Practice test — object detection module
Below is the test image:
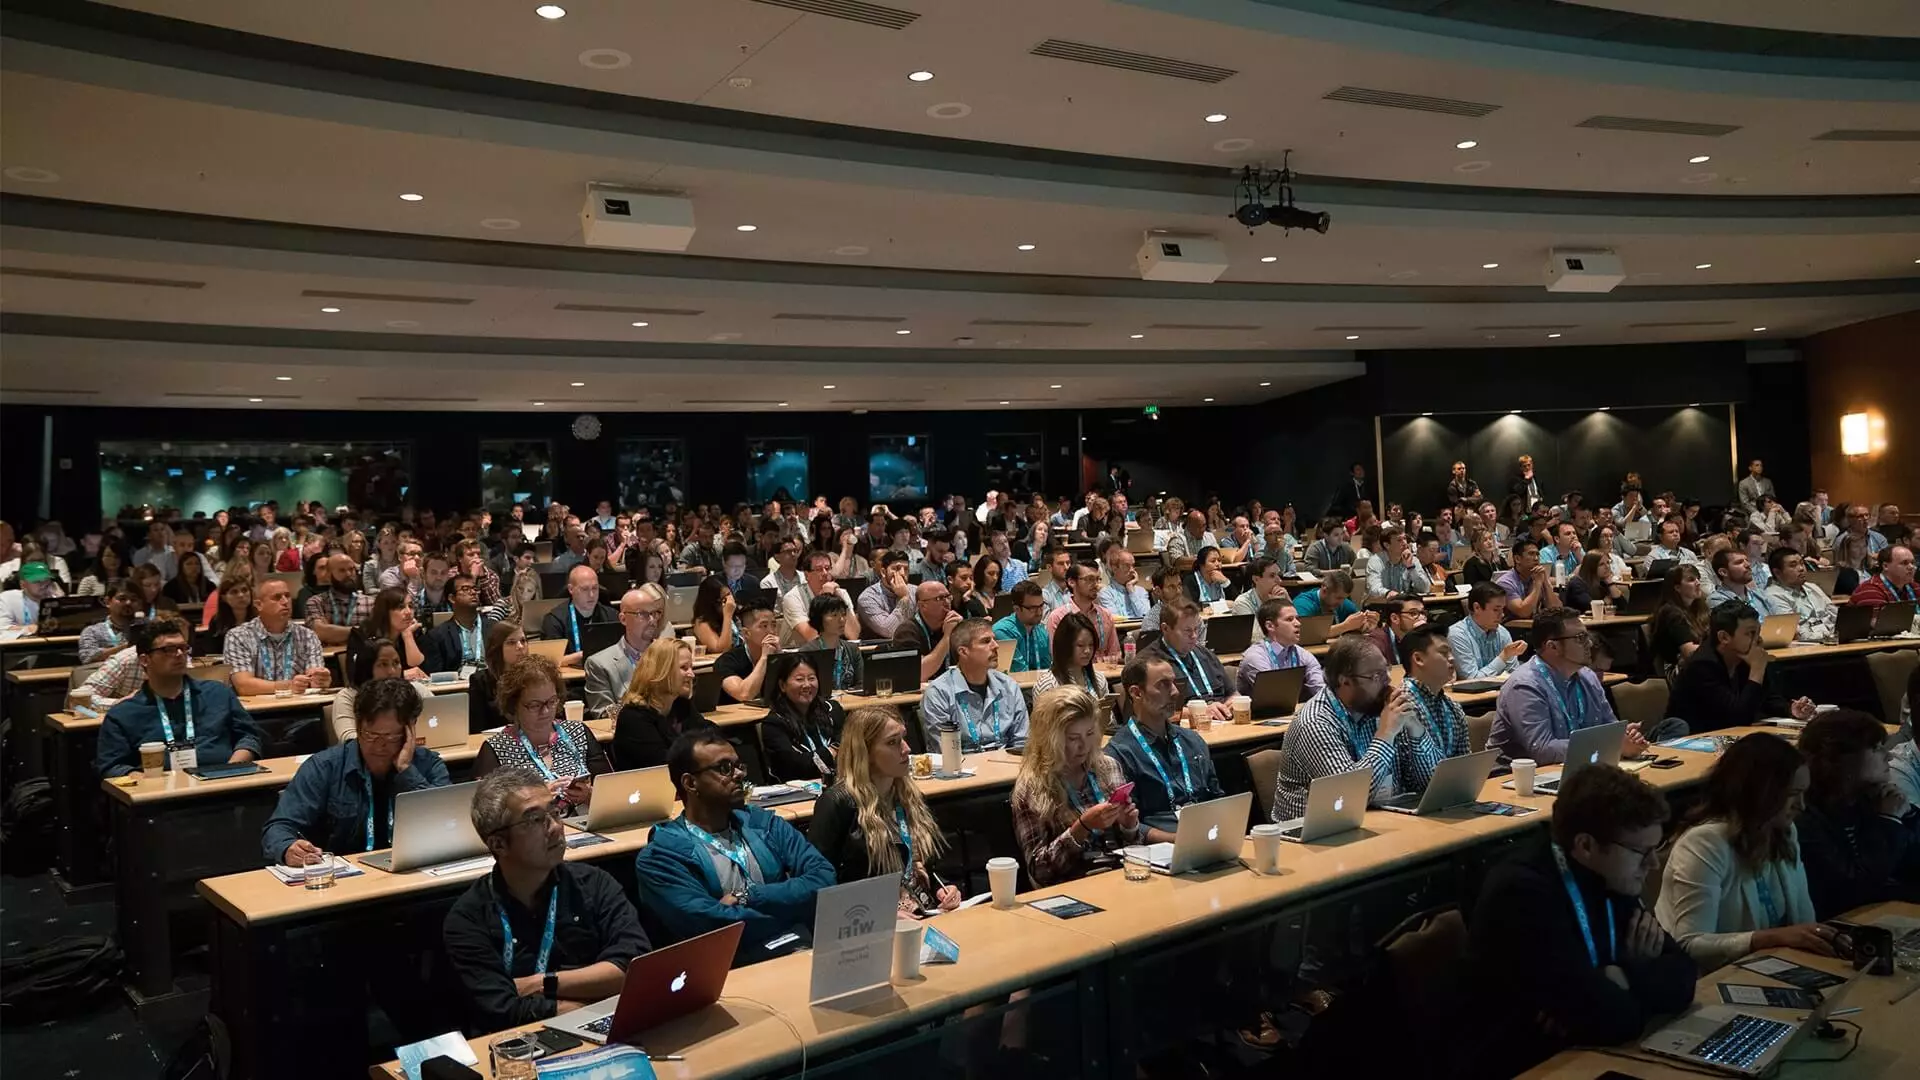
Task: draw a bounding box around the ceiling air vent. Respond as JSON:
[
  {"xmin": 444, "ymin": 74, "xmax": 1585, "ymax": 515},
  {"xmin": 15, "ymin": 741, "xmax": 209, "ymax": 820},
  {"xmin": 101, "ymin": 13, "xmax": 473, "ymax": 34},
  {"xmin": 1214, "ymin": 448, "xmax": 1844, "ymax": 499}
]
[
  {"xmin": 684, "ymin": 399, "xmax": 794, "ymax": 406},
  {"xmin": 1627, "ymin": 320, "xmax": 1737, "ymax": 329},
  {"xmin": 301, "ymin": 289, "xmax": 473, "ymax": 305},
  {"xmin": 1575, "ymin": 116, "xmax": 1739, "ymax": 137},
  {"xmin": 0, "ymin": 267, "xmax": 206, "ymax": 289},
  {"xmin": 554, "ymin": 303, "xmax": 704, "ymax": 315},
  {"xmin": 1322, "ymin": 86, "xmax": 1498, "ymax": 117},
  {"xmin": 749, "ymin": 0, "xmax": 918, "ymax": 29},
  {"xmin": 164, "ymin": 392, "xmax": 300, "ymax": 401},
  {"xmin": 1312, "ymin": 325, "xmax": 1423, "ymax": 332},
  {"xmin": 361, "ymin": 396, "xmax": 481, "ymax": 403},
  {"xmin": 1812, "ymin": 129, "xmax": 1920, "ymax": 141},
  {"xmin": 1030, "ymin": 39, "xmax": 1236, "ymax": 83},
  {"xmin": 1146, "ymin": 323, "xmax": 1261, "ymax": 331},
  {"xmin": 1473, "ymin": 324, "xmax": 1577, "ymax": 331},
  {"xmin": 3, "ymin": 387, "xmax": 100, "ymax": 396},
  {"xmin": 772, "ymin": 313, "xmax": 907, "ymax": 323},
  {"xmin": 970, "ymin": 318, "xmax": 1094, "ymax": 328}
]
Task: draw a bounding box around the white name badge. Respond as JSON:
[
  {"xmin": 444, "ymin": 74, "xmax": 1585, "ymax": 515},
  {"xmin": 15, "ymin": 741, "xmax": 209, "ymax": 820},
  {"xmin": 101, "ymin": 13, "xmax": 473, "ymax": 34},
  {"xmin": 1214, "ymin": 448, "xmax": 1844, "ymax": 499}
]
[
  {"xmin": 458, "ymin": 664, "xmax": 480, "ymax": 680},
  {"xmin": 167, "ymin": 745, "xmax": 200, "ymax": 772}
]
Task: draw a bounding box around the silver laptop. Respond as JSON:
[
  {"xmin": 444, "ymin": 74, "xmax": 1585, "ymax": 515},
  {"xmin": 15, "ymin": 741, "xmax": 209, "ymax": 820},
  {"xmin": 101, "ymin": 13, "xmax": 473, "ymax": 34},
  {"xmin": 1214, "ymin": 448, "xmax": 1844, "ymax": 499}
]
[
  {"xmin": 416, "ymin": 692, "xmax": 471, "ymax": 749},
  {"xmin": 1276, "ymin": 767, "xmax": 1370, "ymax": 843},
  {"xmin": 565, "ymin": 767, "xmax": 676, "ymax": 833},
  {"xmin": 1518, "ymin": 721, "xmax": 1628, "ymax": 795},
  {"xmin": 665, "ymin": 585, "xmax": 699, "ymax": 626},
  {"xmin": 360, "ymin": 781, "xmax": 487, "ymax": 872},
  {"xmin": 1123, "ymin": 792, "xmax": 1253, "ymax": 874},
  {"xmin": 1642, "ymin": 970, "xmax": 1858, "ymax": 1076},
  {"xmin": 1378, "ymin": 750, "xmax": 1498, "ymax": 815}
]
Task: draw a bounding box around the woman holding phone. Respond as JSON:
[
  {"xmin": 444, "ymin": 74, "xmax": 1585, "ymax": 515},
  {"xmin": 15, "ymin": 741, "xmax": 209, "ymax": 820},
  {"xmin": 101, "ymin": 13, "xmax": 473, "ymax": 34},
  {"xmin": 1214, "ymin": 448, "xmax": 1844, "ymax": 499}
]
[{"xmin": 1011, "ymin": 686, "xmax": 1144, "ymax": 886}]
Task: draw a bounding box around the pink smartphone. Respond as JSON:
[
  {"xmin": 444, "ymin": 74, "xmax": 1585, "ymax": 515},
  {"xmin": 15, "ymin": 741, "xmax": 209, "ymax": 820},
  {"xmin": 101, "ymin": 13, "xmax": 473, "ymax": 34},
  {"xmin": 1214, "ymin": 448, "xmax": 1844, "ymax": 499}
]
[{"xmin": 1110, "ymin": 782, "xmax": 1136, "ymax": 805}]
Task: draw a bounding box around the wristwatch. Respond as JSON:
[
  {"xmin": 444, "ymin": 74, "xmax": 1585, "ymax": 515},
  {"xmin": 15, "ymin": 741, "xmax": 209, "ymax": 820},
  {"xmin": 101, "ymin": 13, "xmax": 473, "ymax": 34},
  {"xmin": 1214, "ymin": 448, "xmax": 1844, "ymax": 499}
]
[{"xmin": 542, "ymin": 974, "xmax": 558, "ymax": 1000}]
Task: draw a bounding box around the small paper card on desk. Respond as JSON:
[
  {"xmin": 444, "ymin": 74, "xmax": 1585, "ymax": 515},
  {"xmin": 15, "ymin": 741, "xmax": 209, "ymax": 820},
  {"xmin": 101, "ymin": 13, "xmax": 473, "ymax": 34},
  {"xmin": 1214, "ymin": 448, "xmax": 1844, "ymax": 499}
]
[
  {"xmin": 1718, "ymin": 983, "xmax": 1823, "ymax": 1009},
  {"xmin": 1660, "ymin": 736, "xmax": 1726, "ymax": 753},
  {"xmin": 264, "ymin": 857, "xmax": 364, "ymax": 886},
  {"xmin": 1735, "ymin": 955, "xmax": 1846, "ymax": 989},
  {"xmin": 1463, "ymin": 801, "xmax": 1538, "ymax": 817},
  {"xmin": 1028, "ymin": 895, "xmax": 1104, "ymax": 919},
  {"xmin": 394, "ymin": 1031, "xmax": 478, "ymax": 1080},
  {"xmin": 920, "ymin": 923, "xmax": 960, "ymax": 966},
  {"xmin": 564, "ymin": 831, "xmax": 612, "ymax": 849}
]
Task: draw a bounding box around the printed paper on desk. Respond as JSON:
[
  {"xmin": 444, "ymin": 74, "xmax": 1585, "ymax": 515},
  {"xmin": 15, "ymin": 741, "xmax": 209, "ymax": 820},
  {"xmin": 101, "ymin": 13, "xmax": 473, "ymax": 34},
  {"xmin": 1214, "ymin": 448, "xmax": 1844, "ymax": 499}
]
[
  {"xmin": 533, "ymin": 1043, "xmax": 656, "ymax": 1079},
  {"xmin": 808, "ymin": 874, "xmax": 898, "ymax": 1005},
  {"xmin": 394, "ymin": 1031, "xmax": 477, "ymax": 1080}
]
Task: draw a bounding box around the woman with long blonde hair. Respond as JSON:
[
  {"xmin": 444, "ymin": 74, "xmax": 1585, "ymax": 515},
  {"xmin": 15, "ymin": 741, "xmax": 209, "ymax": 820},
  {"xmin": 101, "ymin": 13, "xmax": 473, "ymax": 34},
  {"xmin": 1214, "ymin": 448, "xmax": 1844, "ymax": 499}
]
[
  {"xmin": 612, "ymin": 636, "xmax": 715, "ymax": 770},
  {"xmin": 1010, "ymin": 687, "xmax": 1142, "ymax": 887},
  {"xmin": 806, "ymin": 705, "xmax": 960, "ymax": 916}
]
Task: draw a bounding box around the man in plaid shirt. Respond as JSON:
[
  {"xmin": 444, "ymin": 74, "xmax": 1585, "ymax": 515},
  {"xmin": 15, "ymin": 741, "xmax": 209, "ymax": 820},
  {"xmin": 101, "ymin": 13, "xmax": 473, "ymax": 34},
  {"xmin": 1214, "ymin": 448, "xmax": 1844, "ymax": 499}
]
[
  {"xmin": 225, "ymin": 577, "xmax": 332, "ymax": 697},
  {"xmin": 304, "ymin": 552, "xmax": 373, "ymax": 645}
]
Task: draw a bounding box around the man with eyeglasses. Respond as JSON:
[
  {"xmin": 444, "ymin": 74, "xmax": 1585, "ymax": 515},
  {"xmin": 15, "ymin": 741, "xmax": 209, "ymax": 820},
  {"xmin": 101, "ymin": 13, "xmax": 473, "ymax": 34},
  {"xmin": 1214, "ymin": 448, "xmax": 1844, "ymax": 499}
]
[
  {"xmin": 1139, "ymin": 597, "xmax": 1233, "ymax": 723},
  {"xmin": 777, "ymin": 550, "xmax": 845, "ymax": 648},
  {"xmin": 991, "ymin": 579, "xmax": 1052, "ymax": 673},
  {"xmin": 96, "ymin": 616, "xmax": 265, "ymax": 779},
  {"xmin": 444, "ymin": 766, "xmax": 650, "ymax": 1028},
  {"xmin": 921, "ymin": 619, "xmax": 1030, "ymax": 754},
  {"xmin": 262, "ymin": 677, "xmax": 450, "ymax": 865},
  {"xmin": 542, "ymin": 564, "xmax": 616, "ymax": 668},
  {"xmin": 636, "ymin": 730, "xmax": 834, "ymax": 966},
  {"xmin": 1463, "ymin": 764, "xmax": 1695, "ymax": 1077},
  {"xmin": 585, "ymin": 584, "xmax": 667, "ymax": 719},
  {"xmin": 1271, "ymin": 636, "xmax": 1428, "ymax": 822},
  {"xmin": 425, "ymin": 573, "xmax": 493, "ymax": 677},
  {"xmin": 1489, "ymin": 608, "xmax": 1646, "ymax": 765},
  {"xmin": 1099, "ymin": 546, "xmax": 1151, "ymax": 620},
  {"xmin": 1365, "ymin": 596, "xmax": 1427, "ymax": 668},
  {"xmin": 1044, "ymin": 560, "xmax": 1121, "ymax": 657},
  {"xmin": 893, "ymin": 580, "xmax": 964, "ymax": 681}
]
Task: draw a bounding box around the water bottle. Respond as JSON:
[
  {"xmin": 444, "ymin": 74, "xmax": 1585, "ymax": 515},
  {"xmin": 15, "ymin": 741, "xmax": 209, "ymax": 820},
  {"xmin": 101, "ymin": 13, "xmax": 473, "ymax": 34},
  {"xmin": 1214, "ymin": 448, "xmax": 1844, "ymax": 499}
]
[{"xmin": 1123, "ymin": 629, "xmax": 1138, "ymax": 661}]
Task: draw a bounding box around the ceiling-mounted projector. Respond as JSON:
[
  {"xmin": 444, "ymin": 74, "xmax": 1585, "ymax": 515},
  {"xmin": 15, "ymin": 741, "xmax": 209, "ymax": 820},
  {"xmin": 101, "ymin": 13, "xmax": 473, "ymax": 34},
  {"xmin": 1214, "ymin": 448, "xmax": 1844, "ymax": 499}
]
[
  {"xmin": 580, "ymin": 184, "xmax": 696, "ymax": 251},
  {"xmin": 1544, "ymin": 248, "xmax": 1625, "ymax": 293},
  {"xmin": 1136, "ymin": 232, "xmax": 1229, "ymax": 283}
]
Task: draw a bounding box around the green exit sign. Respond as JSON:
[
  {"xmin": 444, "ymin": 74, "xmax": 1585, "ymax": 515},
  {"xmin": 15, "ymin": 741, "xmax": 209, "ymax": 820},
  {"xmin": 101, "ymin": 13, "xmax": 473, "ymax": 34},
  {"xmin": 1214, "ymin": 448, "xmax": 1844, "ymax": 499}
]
[{"xmin": 1142, "ymin": 405, "xmax": 1159, "ymax": 417}]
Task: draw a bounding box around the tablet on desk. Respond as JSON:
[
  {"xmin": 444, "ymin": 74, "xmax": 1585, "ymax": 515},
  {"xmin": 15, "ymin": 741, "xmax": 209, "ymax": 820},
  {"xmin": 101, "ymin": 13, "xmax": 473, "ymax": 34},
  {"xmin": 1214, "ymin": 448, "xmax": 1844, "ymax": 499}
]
[{"xmin": 185, "ymin": 762, "xmax": 267, "ymax": 780}]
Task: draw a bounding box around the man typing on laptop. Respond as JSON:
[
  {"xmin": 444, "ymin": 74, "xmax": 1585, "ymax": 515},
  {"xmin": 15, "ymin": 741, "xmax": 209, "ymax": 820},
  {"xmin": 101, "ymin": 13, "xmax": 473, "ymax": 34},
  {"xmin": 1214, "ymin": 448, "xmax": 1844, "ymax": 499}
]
[
  {"xmin": 1270, "ymin": 636, "xmax": 1435, "ymax": 822},
  {"xmin": 443, "ymin": 767, "xmax": 651, "ymax": 1030},
  {"xmin": 1488, "ymin": 608, "xmax": 1646, "ymax": 765}
]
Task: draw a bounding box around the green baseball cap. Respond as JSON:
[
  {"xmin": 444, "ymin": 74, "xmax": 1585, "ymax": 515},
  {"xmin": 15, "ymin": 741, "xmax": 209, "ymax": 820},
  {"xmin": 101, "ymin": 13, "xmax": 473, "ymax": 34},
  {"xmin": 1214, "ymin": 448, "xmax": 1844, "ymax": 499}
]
[{"xmin": 19, "ymin": 562, "xmax": 52, "ymax": 583}]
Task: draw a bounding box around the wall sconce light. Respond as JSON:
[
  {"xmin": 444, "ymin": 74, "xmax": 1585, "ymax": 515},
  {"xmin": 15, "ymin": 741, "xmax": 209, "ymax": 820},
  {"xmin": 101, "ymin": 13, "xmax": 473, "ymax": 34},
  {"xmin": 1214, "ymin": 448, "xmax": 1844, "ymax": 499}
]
[{"xmin": 1840, "ymin": 413, "xmax": 1870, "ymax": 457}]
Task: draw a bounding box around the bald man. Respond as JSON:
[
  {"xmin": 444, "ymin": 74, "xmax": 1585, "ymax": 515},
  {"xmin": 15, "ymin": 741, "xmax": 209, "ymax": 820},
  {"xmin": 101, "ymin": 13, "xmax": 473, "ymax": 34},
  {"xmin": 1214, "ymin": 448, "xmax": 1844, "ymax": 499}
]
[
  {"xmin": 891, "ymin": 579, "xmax": 965, "ymax": 681},
  {"xmin": 584, "ymin": 585, "xmax": 667, "ymax": 719}
]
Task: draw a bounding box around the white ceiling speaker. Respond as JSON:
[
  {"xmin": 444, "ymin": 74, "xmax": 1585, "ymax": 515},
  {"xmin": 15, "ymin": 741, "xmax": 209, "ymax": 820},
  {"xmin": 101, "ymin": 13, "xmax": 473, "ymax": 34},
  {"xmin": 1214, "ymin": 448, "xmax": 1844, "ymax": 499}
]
[
  {"xmin": 1135, "ymin": 231, "xmax": 1228, "ymax": 283},
  {"xmin": 580, "ymin": 184, "xmax": 695, "ymax": 251},
  {"xmin": 1544, "ymin": 248, "xmax": 1625, "ymax": 293}
]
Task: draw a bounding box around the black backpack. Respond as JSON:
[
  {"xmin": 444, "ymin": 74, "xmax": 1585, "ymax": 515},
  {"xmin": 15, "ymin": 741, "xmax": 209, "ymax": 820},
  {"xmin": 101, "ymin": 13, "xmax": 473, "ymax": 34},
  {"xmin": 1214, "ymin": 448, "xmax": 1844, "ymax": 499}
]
[
  {"xmin": 0, "ymin": 777, "xmax": 56, "ymax": 872},
  {"xmin": 0, "ymin": 935, "xmax": 124, "ymax": 1026}
]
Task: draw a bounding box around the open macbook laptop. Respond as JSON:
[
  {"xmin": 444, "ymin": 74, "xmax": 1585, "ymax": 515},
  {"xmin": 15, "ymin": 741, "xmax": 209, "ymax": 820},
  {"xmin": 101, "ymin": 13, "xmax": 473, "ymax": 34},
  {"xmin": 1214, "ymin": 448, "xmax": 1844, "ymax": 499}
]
[
  {"xmin": 1378, "ymin": 750, "xmax": 1498, "ymax": 815},
  {"xmin": 360, "ymin": 782, "xmax": 486, "ymax": 872},
  {"xmin": 547, "ymin": 922, "xmax": 745, "ymax": 1045},
  {"xmin": 1248, "ymin": 665, "xmax": 1306, "ymax": 720},
  {"xmin": 416, "ymin": 692, "xmax": 471, "ymax": 749},
  {"xmin": 1204, "ymin": 613, "xmax": 1256, "ymax": 656},
  {"xmin": 1276, "ymin": 767, "xmax": 1370, "ymax": 843},
  {"xmin": 1641, "ymin": 969, "xmax": 1858, "ymax": 1076},
  {"xmin": 566, "ymin": 766, "xmax": 677, "ymax": 833},
  {"xmin": 1869, "ymin": 600, "xmax": 1917, "ymax": 639},
  {"xmin": 1833, "ymin": 603, "xmax": 1875, "ymax": 644},
  {"xmin": 1296, "ymin": 614, "xmax": 1335, "ymax": 647},
  {"xmin": 1525, "ymin": 722, "xmax": 1628, "ymax": 795},
  {"xmin": 1123, "ymin": 792, "xmax": 1253, "ymax": 874},
  {"xmin": 1759, "ymin": 612, "xmax": 1799, "ymax": 649}
]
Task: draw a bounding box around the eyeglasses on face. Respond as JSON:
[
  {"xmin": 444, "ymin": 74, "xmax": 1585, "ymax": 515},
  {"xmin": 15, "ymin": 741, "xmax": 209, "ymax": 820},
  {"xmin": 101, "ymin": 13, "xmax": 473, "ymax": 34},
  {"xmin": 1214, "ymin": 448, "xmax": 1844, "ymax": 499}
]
[
  {"xmin": 490, "ymin": 809, "xmax": 562, "ymax": 837},
  {"xmin": 359, "ymin": 730, "xmax": 410, "ymax": 747},
  {"xmin": 696, "ymin": 759, "xmax": 748, "ymax": 778},
  {"xmin": 1608, "ymin": 838, "xmax": 1660, "ymax": 862},
  {"xmin": 149, "ymin": 643, "xmax": 191, "ymax": 658},
  {"xmin": 519, "ymin": 697, "xmax": 561, "ymax": 715}
]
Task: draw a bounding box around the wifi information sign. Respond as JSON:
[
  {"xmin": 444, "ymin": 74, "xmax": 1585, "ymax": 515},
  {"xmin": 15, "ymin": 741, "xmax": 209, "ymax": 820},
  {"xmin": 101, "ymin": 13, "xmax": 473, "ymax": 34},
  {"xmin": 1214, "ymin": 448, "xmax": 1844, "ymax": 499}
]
[{"xmin": 808, "ymin": 875, "xmax": 900, "ymax": 1005}]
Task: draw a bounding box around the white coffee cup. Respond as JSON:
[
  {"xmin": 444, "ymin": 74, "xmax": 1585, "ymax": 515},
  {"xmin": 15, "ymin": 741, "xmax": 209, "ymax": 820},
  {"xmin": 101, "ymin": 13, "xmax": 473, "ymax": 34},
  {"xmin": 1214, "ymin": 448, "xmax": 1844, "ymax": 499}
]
[
  {"xmin": 1249, "ymin": 823, "xmax": 1283, "ymax": 875},
  {"xmin": 892, "ymin": 919, "xmax": 926, "ymax": 982},
  {"xmin": 1512, "ymin": 758, "xmax": 1537, "ymax": 797},
  {"xmin": 1228, "ymin": 695, "xmax": 1252, "ymax": 725},
  {"xmin": 987, "ymin": 856, "xmax": 1019, "ymax": 908},
  {"xmin": 563, "ymin": 699, "xmax": 585, "ymax": 725},
  {"xmin": 1590, "ymin": 600, "xmax": 1606, "ymax": 620},
  {"xmin": 939, "ymin": 728, "xmax": 963, "ymax": 776},
  {"xmin": 1185, "ymin": 699, "xmax": 1207, "ymax": 726}
]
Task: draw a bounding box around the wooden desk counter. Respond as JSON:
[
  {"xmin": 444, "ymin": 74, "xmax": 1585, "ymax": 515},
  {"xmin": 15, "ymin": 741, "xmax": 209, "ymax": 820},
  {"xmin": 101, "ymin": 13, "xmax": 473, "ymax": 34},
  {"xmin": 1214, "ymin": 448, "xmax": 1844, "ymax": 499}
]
[
  {"xmin": 0, "ymin": 632, "xmax": 82, "ymax": 651},
  {"xmin": 5, "ymin": 665, "xmax": 74, "ymax": 687},
  {"xmin": 1770, "ymin": 637, "xmax": 1920, "ymax": 662},
  {"xmin": 1523, "ymin": 900, "xmax": 1920, "ymax": 1080}
]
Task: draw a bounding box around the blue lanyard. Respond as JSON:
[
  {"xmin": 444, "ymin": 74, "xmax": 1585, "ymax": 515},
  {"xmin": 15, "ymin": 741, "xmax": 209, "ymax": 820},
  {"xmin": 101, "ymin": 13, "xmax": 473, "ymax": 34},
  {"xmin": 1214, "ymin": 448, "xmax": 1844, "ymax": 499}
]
[
  {"xmin": 956, "ymin": 686, "xmax": 1002, "ymax": 747},
  {"xmin": 498, "ymin": 886, "xmax": 559, "ymax": 976},
  {"xmin": 155, "ymin": 683, "xmax": 195, "ymax": 746},
  {"xmin": 362, "ymin": 768, "xmax": 394, "ymax": 851},
  {"xmin": 261, "ymin": 632, "xmax": 293, "ymax": 681},
  {"xmin": 1755, "ymin": 872, "xmax": 1782, "ymax": 927},
  {"xmin": 1167, "ymin": 649, "xmax": 1212, "ymax": 696},
  {"xmin": 1063, "ymin": 770, "xmax": 1107, "ymax": 839},
  {"xmin": 1196, "ymin": 575, "xmax": 1218, "ymax": 603},
  {"xmin": 1550, "ymin": 843, "xmax": 1615, "ymax": 968},
  {"xmin": 681, "ymin": 817, "xmax": 752, "ymax": 884},
  {"xmin": 328, "ymin": 591, "xmax": 352, "ymax": 627},
  {"xmin": 458, "ymin": 619, "xmax": 483, "ymax": 663},
  {"xmin": 832, "ymin": 646, "xmax": 850, "ymax": 691},
  {"xmin": 1128, "ymin": 719, "xmax": 1194, "ymax": 803},
  {"xmin": 1023, "ymin": 626, "xmax": 1041, "ymax": 668},
  {"xmin": 1881, "ymin": 576, "xmax": 1918, "ymax": 602},
  {"xmin": 517, "ymin": 723, "xmax": 579, "ymax": 782},
  {"xmin": 893, "ymin": 805, "xmax": 914, "ymax": 886},
  {"xmin": 1325, "ymin": 693, "xmax": 1372, "ymax": 762},
  {"xmin": 1477, "ymin": 628, "xmax": 1501, "ymax": 672},
  {"xmin": 1265, "ymin": 642, "xmax": 1299, "ymax": 671},
  {"xmin": 567, "ymin": 605, "xmax": 582, "ymax": 651},
  {"xmin": 1535, "ymin": 658, "xmax": 1585, "ymax": 734},
  {"xmin": 1409, "ymin": 685, "xmax": 1454, "ymax": 754}
]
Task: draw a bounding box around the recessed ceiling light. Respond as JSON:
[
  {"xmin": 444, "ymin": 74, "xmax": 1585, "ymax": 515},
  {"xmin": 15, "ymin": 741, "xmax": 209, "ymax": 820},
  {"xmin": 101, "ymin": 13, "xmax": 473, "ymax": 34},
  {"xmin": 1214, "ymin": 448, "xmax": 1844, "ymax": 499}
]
[
  {"xmin": 1695, "ymin": 263, "xmax": 1712, "ymax": 269},
  {"xmin": 1203, "ymin": 397, "xmax": 1215, "ymax": 402},
  {"xmin": 895, "ymin": 329, "xmax": 912, "ymax": 335},
  {"xmin": 248, "ymin": 397, "xmax": 263, "ymax": 403},
  {"xmin": 778, "ymin": 401, "xmax": 789, "ymax": 407},
  {"xmin": 2, "ymin": 166, "xmax": 60, "ymax": 183},
  {"xmin": 1129, "ymin": 333, "xmax": 1144, "ymax": 339},
  {"xmin": 1509, "ymin": 409, "xmax": 1522, "ymax": 415},
  {"xmin": 1204, "ymin": 113, "xmax": 1228, "ymax": 123},
  {"xmin": 1421, "ymin": 412, "xmax": 1433, "ymax": 417},
  {"xmin": 532, "ymin": 401, "xmax": 545, "ymax": 406},
  {"xmin": 1689, "ymin": 403, "xmax": 1701, "ymax": 408},
  {"xmin": 1049, "ymin": 384, "xmax": 1062, "ymax": 389},
  {"xmin": 822, "ymin": 384, "xmax": 836, "ymax": 390},
  {"xmin": 1752, "ymin": 327, "xmax": 1767, "ymax": 332},
  {"xmin": 630, "ymin": 321, "xmax": 649, "ymax": 327},
  {"xmin": 1481, "ymin": 262, "xmax": 1499, "ymax": 269},
  {"xmin": 999, "ymin": 400, "xmax": 1011, "ymax": 405},
  {"xmin": 320, "ymin": 307, "xmax": 341, "ymax": 313},
  {"xmin": 1016, "ymin": 243, "xmax": 1035, "ymax": 251},
  {"xmin": 399, "ymin": 193, "xmax": 424, "ymax": 202},
  {"xmin": 1455, "ymin": 140, "xmax": 1478, "ymax": 150},
  {"xmin": 1547, "ymin": 333, "xmax": 1562, "ymax": 339},
  {"xmin": 275, "ymin": 376, "xmax": 293, "ymax": 381},
  {"xmin": 535, "ymin": 5, "xmax": 566, "ymax": 18},
  {"xmin": 1598, "ymin": 406, "xmax": 1610, "ymax": 412},
  {"xmin": 570, "ymin": 381, "xmax": 585, "ymax": 387},
  {"xmin": 926, "ymin": 102, "xmax": 972, "ymax": 119},
  {"xmin": 1260, "ymin": 256, "xmax": 1277, "ymax": 263},
  {"xmin": 1345, "ymin": 334, "xmax": 1360, "ymax": 340},
  {"xmin": 908, "ymin": 70, "xmax": 934, "ymax": 82},
  {"xmin": 580, "ymin": 48, "xmax": 632, "ymax": 70},
  {"xmin": 735, "ymin": 224, "xmax": 757, "ymax": 232},
  {"xmin": 1688, "ymin": 155, "xmax": 1711, "ymax": 164},
  {"xmin": 1259, "ymin": 381, "xmax": 1271, "ymax": 387}
]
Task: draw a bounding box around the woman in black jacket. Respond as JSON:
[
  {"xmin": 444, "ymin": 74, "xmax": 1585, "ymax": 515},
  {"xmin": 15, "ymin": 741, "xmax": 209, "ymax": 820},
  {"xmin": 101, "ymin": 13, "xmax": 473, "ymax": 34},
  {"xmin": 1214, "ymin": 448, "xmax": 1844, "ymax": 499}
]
[
  {"xmin": 466, "ymin": 620, "xmax": 529, "ymax": 734},
  {"xmin": 757, "ymin": 651, "xmax": 847, "ymax": 784},
  {"xmin": 612, "ymin": 637, "xmax": 716, "ymax": 770},
  {"xmin": 805, "ymin": 705, "xmax": 962, "ymax": 917},
  {"xmin": 1795, "ymin": 709, "xmax": 1920, "ymax": 919},
  {"xmin": 1648, "ymin": 565, "xmax": 1709, "ymax": 677}
]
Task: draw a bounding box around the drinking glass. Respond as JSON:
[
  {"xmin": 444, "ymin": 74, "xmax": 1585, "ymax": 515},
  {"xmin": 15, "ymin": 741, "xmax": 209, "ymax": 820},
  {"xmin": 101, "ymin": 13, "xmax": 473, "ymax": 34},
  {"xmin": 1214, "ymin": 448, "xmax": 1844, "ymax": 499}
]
[
  {"xmin": 1123, "ymin": 852, "xmax": 1152, "ymax": 882},
  {"xmin": 875, "ymin": 677, "xmax": 893, "ymax": 698},
  {"xmin": 490, "ymin": 1034, "xmax": 540, "ymax": 1080},
  {"xmin": 303, "ymin": 851, "xmax": 336, "ymax": 891}
]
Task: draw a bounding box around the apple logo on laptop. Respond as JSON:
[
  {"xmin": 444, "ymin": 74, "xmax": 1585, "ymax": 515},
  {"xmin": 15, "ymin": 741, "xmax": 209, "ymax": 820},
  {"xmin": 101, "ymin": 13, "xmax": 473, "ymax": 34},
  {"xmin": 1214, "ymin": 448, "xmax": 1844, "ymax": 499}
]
[
  {"xmin": 1588, "ymin": 751, "xmax": 1600, "ymax": 765},
  {"xmin": 670, "ymin": 971, "xmax": 687, "ymax": 993},
  {"xmin": 1206, "ymin": 825, "xmax": 1219, "ymax": 841},
  {"xmin": 427, "ymin": 717, "xmax": 439, "ymax": 729},
  {"xmin": 627, "ymin": 791, "xmax": 641, "ymax": 805},
  {"xmin": 1333, "ymin": 796, "xmax": 1345, "ymax": 812}
]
